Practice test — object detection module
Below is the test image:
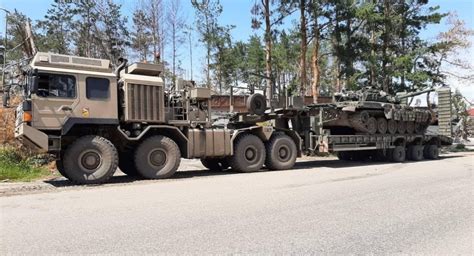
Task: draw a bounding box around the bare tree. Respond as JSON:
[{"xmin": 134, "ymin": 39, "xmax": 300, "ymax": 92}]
[
  {"xmin": 166, "ymin": 0, "xmax": 186, "ymax": 87},
  {"xmin": 145, "ymin": 0, "xmax": 166, "ymax": 63}
]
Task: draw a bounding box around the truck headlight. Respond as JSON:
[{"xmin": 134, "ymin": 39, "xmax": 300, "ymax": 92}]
[{"xmin": 23, "ymin": 111, "xmax": 32, "ymax": 122}]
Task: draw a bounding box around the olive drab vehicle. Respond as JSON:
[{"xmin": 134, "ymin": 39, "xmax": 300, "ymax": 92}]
[
  {"xmin": 321, "ymin": 87, "xmax": 435, "ymax": 135},
  {"xmin": 15, "ymin": 52, "xmax": 453, "ymax": 184}
]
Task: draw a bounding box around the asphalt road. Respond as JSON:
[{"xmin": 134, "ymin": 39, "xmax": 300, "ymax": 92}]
[{"xmin": 1, "ymin": 153, "xmax": 473, "ymax": 254}]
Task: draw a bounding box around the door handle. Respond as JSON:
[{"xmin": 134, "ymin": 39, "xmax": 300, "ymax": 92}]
[{"xmin": 59, "ymin": 105, "xmax": 72, "ymax": 111}]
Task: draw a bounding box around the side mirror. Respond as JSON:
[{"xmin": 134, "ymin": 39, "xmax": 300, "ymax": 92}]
[{"xmin": 30, "ymin": 75, "xmax": 39, "ymax": 93}]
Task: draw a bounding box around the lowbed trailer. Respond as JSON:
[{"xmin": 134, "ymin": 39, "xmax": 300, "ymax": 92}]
[{"xmin": 13, "ymin": 52, "xmax": 453, "ymax": 184}]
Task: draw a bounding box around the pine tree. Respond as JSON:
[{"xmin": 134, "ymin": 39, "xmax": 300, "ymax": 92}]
[
  {"xmin": 131, "ymin": 9, "xmax": 152, "ymax": 62},
  {"xmin": 36, "ymin": 0, "xmax": 74, "ymax": 54}
]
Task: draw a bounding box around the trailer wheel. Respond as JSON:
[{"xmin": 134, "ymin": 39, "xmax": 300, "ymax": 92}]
[
  {"xmin": 377, "ymin": 118, "xmax": 388, "ymax": 134},
  {"xmin": 337, "ymin": 151, "xmax": 351, "ymax": 161},
  {"xmin": 387, "ymin": 119, "xmax": 397, "ymax": 135},
  {"xmin": 424, "ymin": 145, "xmax": 439, "ymax": 160},
  {"xmin": 265, "ymin": 134, "xmax": 297, "ymax": 170},
  {"xmin": 391, "ymin": 146, "xmax": 406, "ymax": 162},
  {"xmin": 135, "ymin": 136, "xmax": 181, "ymax": 179},
  {"xmin": 201, "ymin": 158, "xmax": 229, "ymax": 171},
  {"xmin": 63, "ymin": 135, "xmax": 118, "ymax": 184},
  {"xmin": 230, "ymin": 134, "xmax": 265, "ymax": 172},
  {"xmin": 119, "ymin": 151, "xmax": 139, "ymax": 176},
  {"xmin": 407, "ymin": 145, "xmax": 424, "ymax": 161}
]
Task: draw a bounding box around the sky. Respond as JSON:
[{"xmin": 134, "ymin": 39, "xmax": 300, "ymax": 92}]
[{"xmin": 0, "ymin": 0, "xmax": 473, "ymax": 100}]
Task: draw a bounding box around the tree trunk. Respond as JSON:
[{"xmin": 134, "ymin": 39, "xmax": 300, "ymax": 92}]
[
  {"xmin": 382, "ymin": 0, "xmax": 390, "ymax": 93},
  {"xmin": 263, "ymin": 0, "xmax": 273, "ymax": 106},
  {"xmin": 311, "ymin": 38, "xmax": 320, "ymax": 103},
  {"xmin": 299, "ymin": 0, "xmax": 307, "ymax": 96}
]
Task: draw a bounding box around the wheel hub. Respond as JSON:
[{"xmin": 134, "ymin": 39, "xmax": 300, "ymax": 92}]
[
  {"xmin": 245, "ymin": 147, "xmax": 257, "ymax": 162},
  {"xmin": 278, "ymin": 146, "xmax": 289, "ymax": 160},
  {"xmin": 79, "ymin": 150, "xmax": 102, "ymax": 173},
  {"xmin": 149, "ymin": 149, "xmax": 167, "ymax": 167}
]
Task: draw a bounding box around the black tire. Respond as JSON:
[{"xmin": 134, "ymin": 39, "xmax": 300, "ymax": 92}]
[
  {"xmin": 119, "ymin": 151, "xmax": 139, "ymax": 176},
  {"xmin": 407, "ymin": 145, "xmax": 424, "ymax": 161},
  {"xmin": 201, "ymin": 158, "xmax": 230, "ymax": 171},
  {"xmin": 55, "ymin": 159, "xmax": 70, "ymax": 179},
  {"xmin": 63, "ymin": 136, "xmax": 118, "ymax": 184},
  {"xmin": 424, "ymin": 145, "xmax": 439, "ymax": 160},
  {"xmin": 366, "ymin": 117, "xmax": 377, "ymax": 135},
  {"xmin": 377, "ymin": 118, "xmax": 388, "ymax": 134},
  {"xmin": 229, "ymin": 133, "xmax": 265, "ymax": 172},
  {"xmin": 265, "ymin": 134, "xmax": 297, "ymax": 170},
  {"xmin": 134, "ymin": 136, "xmax": 181, "ymax": 179},
  {"xmin": 337, "ymin": 151, "xmax": 352, "ymax": 161},
  {"xmin": 387, "ymin": 119, "xmax": 397, "ymax": 135},
  {"xmin": 391, "ymin": 146, "xmax": 406, "ymax": 162},
  {"xmin": 246, "ymin": 93, "xmax": 267, "ymax": 115}
]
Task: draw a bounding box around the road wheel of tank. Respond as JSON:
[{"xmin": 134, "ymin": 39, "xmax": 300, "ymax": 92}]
[
  {"xmin": 366, "ymin": 117, "xmax": 377, "ymax": 135},
  {"xmin": 407, "ymin": 145, "xmax": 424, "ymax": 161},
  {"xmin": 119, "ymin": 150, "xmax": 139, "ymax": 176},
  {"xmin": 230, "ymin": 133, "xmax": 265, "ymax": 172},
  {"xmin": 246, "ymin": 93, "xmax": 267, "ymax": 115},
  {"xmin": 377, "ymin": 118, "xmax": 388, "ymax": 134},
  {"xmin": 397, "ymin": 121, "xmax": 406, "ymax": 134},
  {"xmin": 201, "ymin": 158, "xmax": 230, "ymax": 171},
  {"xmin": 135, "ymin": 136, "xmax": 181, "ymax": 179},
  {"xmin": 406, "ymin": 121, "xmax": 415, "ymax": 134},
  {"xmin": 423, "ymin": 145, "xmax": 439, "ymax": 160},
  {"xmin": 415, "ymin": 123, "xmax": 427, "ymax": 134},
  {"xmin": 63, "ymin": 136, "xmax": 118, "ymax": 184},
  {"xmin": 387, "ymin": 119, "xmax": 397, "ymax": 135},
  {"xmin": 265, "ymin": 134, "xmax": 297, "ymax": 170},
  {"xmin": 391, "ymin": 146, "xmax": 406, "ymax": 162}
]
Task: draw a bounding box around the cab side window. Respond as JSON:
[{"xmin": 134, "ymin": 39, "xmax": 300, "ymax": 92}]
[
  {"xmin": 86, "ymin": 77, "xmax": 110, "ymax": 99},
  {"xmin": 37, "ymin": 73, "xmax": 76, "ymax": 98}
]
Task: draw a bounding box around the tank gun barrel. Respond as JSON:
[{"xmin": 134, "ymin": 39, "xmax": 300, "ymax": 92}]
[{"xmin": 397, "ymin": 88, "xmax": 436, "ymax": 100}]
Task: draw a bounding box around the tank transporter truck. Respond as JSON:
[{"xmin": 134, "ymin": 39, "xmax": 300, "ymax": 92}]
[{"xmin": 14, "ymin": 52, "xmax": 453, "ymax": 184}]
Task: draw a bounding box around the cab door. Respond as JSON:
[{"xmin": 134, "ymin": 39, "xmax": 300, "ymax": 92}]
[{"xmin": 32, "ymin": 72, "xmax": 81, "ymax": 130}]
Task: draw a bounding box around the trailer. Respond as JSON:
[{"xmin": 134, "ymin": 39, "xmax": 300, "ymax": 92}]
[{"xmin": 13, "ymin": 52, "xmax": 453, "ymax": 184}]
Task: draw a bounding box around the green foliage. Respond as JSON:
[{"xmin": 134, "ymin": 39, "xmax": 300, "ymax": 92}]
[{"xmin": 0, "ymin": 147, "xmax": 51, "ymax": 181}]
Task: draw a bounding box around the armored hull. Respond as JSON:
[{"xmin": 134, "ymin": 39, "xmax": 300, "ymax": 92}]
[{"xmin": 321, "ymin": 88, "xmax": 434, "ymax": 135}]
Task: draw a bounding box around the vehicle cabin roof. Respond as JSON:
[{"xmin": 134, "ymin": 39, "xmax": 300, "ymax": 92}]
[{"xmin": 31, "ymin": 52, "xmax": 112, "ymax": 73}]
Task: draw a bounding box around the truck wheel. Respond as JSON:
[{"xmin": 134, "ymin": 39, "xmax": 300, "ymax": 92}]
[
  {"xmin": 387, "ymin": 119, "xmax": 397, "ymax": 135},
  {"xmin": 424, "ymin": 145, "xmax": 439, "ymax": 160},
  {"xmin": 201, "ymin": 158, "xmax": 229, "ymax": 171},
  {"xmin": 135, "ymin": 136, "xmax": 181, "ymax": 179},
  {"xmin": 265, "ymin": 134, "xmax": 297, "ymax": 170},
  {"xmin": 63, "ymin": 136, "xmax": 118, "ymax": 184},
  {"xmin": 377, "ymin": 118, "xmax": 388, "ymax": 134},
  {"xmin": 391, "ymin": 146, "xmax": 406, "ymax": 162},
  {"xmin": 119, "ymin": 151, "xmax": 139, "ymax": 176},
  {"xmin": 55, "ymin": 159, "xmax": 70, "ymax": 179},
  {"xmin": 337, "ymin": 151, "xmax": 351, "ymax": 161},
  {"xmin": 230, "ymin": 134, "xmax": 265, "ymax": 172},
  {"xmin": 408, "ymin": 145, "xmax": 424, "ymax": 161}
]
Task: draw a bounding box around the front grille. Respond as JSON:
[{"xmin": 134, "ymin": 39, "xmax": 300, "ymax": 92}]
[
  {"xmin": 15, "ymin": 104, "xmax": 23, "ymax": 127},
  {"xmin": 124, "ymin": 83, "xmax": 165, "ymax": 123}
]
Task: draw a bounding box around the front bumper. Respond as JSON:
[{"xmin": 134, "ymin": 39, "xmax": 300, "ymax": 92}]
[{"xmin": 15, "ymin": 123, "xmax": 49, "ymax": 152}]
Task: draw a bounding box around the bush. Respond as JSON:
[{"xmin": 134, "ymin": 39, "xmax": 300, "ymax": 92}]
[{"xmin": 0, "ymin": 146, "xmax": 52, "ymax": 181}]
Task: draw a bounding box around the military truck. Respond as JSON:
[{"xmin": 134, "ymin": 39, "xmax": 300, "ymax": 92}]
[{"xmin": 14, "ymin": 52, "xmax": 453, "ymax": 184}]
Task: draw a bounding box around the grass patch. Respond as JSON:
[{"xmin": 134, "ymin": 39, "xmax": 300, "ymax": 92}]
[{"xmin": 0, "ymin": 146, "xmax": 52, "ymax": 182}]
